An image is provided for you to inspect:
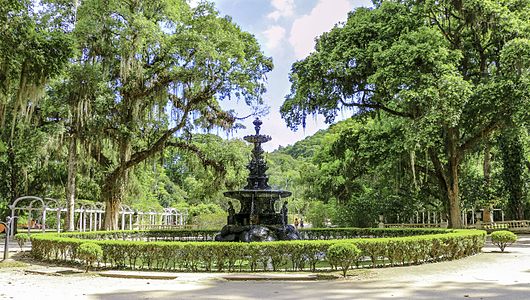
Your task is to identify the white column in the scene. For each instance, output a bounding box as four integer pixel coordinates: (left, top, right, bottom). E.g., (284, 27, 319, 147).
(89, 212, 93, 231)
(56, 210, 61, 232)
(42, 209, 47, 232)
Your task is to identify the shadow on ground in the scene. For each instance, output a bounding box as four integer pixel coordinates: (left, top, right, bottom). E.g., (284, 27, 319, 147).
(89, 280, 530, 300)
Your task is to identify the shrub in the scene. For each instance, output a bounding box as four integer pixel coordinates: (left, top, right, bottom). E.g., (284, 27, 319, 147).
(306, 201, 332, 228)
(29, 229, 486, 273)
(77, 242, 103, 272)
(15, 233, 30, 251)
(327, 243, 362, 277)
(490, 231, 517, 252)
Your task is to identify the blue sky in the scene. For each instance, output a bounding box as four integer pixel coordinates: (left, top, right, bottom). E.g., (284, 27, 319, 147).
(206, 0, 373, 151)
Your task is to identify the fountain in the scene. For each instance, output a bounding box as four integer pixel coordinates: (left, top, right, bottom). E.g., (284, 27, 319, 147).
(215, 118, 300, 242)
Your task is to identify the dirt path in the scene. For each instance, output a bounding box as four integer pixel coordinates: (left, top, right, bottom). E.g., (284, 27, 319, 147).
(1, 236, 530, 300)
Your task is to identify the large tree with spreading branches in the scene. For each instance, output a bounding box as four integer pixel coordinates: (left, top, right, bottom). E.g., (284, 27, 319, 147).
(281, 0, 530, 228)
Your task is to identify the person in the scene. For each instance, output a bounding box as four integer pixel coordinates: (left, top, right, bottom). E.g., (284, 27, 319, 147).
(300, 219, 304, 228)
(294, 218, 299, 228)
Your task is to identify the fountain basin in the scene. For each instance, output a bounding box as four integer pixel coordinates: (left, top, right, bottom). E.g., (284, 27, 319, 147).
(215, 224, 300, 242)
(224, 189, 291, 226)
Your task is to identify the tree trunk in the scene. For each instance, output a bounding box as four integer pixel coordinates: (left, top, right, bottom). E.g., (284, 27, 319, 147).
(446, 128, 463, 228)
(7, 141, 19, 205)
(7, 141, 19, 231)
(483, 142, 494, 223)
(102, 137, 130, 230)
(102, 172, 125, 230)
(65, 134, 77, 231)
(429, 128, 463, 229)
(446, 167, 462, 228)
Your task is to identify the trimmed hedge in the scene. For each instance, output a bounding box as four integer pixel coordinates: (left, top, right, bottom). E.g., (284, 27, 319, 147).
(48, 227, 454, 242)
(77, 243, 103, 272)
(30, 229, 486, 272)
(490, 230, 517, 252)
(15, 233, 30, 250)
(327, 243, 362, 277)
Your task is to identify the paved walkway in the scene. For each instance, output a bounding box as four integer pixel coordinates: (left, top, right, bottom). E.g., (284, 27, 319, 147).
(1, 236, 530, 299)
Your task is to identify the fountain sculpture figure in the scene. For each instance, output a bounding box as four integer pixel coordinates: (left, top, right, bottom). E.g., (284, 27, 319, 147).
(215, 118, 300, 242)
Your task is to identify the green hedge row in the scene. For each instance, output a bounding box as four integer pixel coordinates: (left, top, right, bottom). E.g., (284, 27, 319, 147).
(30, 229, 486, 272)
(54, 227, 453, 242)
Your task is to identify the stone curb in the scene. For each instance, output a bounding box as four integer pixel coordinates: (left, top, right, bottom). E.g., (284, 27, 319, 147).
(24, 268, 84, 276)
(97, 271, 178, 280)
(221, 273, 339, 281)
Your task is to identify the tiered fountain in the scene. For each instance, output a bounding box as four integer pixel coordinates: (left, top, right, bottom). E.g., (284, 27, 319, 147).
(215, 118, 300, 242)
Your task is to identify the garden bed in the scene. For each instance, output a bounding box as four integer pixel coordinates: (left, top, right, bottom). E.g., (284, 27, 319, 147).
(28, 228, 486, 272)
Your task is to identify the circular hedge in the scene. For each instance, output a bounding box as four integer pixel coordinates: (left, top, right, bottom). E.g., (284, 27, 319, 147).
(28, 228, 486, 272)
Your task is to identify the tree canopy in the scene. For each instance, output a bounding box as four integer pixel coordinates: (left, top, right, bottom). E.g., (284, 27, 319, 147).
(281, 0, 530, 228)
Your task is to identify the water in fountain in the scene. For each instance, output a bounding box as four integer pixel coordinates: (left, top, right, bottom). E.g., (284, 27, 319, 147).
(215, 118, 300, 242)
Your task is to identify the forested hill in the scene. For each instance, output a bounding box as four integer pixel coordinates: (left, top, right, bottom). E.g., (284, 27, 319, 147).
(274, 119, 355, 160)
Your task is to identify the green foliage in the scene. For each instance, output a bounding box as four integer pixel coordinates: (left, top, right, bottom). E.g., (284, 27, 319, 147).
(327, 243, 361, 277)
(165, 135, 249, 206)
(77, 242, 103, 272)
(490, 231, 517, 252)
(498, 128, 528, 220)
(15, 233, 30, 250)
(0, 0, 74, 218)
(29, 229, 485, 272)
(306, 201, 332, 228)
(280, 0, 530, 228)
(191, 212, 228, 230)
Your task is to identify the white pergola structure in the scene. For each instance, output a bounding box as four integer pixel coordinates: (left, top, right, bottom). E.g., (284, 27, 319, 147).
(9, 196, 49, 236)
(7, 196, 188, 236)
(162, 207, 185, 226)
(76, 201, 105, 232)
(386, 207, 506, 228)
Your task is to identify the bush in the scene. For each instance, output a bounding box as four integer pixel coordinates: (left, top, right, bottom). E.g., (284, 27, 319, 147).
(490, 231, 517, 252)
(327, 243, 361, 277)
(29, 229, 486, 273)
(306, 201, 332, 228)
(15, 233, 30, 250)
(192, 212, 228, 230)
(77, 242, 103, 272)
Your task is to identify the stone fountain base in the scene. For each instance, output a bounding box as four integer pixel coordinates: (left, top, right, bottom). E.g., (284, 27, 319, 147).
(215, 224, 300, 242)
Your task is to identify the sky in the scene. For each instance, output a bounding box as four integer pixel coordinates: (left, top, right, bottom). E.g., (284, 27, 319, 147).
(206, 0, 373, 151)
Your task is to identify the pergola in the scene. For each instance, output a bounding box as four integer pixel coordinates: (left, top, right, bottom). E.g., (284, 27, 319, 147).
(7, 196, 188, 236)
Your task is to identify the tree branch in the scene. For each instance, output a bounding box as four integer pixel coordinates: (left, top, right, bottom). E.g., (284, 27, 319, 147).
(428, 148, 448, 190)
(91, 147, 112, 169)
(340, 99, 414, 118)
(459, 121, 500, 153)
(166, 140, 225, 175)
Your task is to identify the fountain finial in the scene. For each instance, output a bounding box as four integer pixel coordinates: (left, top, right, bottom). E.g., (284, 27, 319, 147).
(253, 117, 262, 135)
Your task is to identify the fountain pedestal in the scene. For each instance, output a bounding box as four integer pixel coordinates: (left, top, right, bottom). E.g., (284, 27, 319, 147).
(215, 118, 300, 242)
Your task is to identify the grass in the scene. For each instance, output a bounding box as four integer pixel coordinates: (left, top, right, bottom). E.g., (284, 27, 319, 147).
(0, 260, 29, 268)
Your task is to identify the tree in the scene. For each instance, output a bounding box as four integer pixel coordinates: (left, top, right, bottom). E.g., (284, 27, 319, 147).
(281, 0, 530, 228)
(0, 0, 73, 218)
(164, 134, 249, 205)
(499, 127, 527, 220)
(73, 0, 272, 229)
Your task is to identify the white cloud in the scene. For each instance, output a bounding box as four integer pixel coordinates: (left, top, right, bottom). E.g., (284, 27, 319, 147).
(288, 0, 352, 59)
(263, 25, 287, 50)
(267, 0, 295, 21)
(187, 0, 200, 8)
